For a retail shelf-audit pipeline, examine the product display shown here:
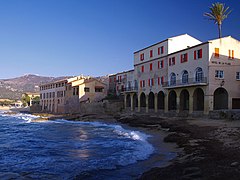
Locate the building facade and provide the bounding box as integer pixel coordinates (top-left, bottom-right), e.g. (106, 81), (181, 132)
(40, 79), (68, 113)
(40, 76), (107, 114)
(121, 34), (240, 115)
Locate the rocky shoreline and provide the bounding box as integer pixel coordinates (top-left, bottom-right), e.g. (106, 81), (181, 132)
(115, 113), (240, 180)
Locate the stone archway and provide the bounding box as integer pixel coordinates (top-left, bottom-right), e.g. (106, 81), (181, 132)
(140, 93), (146, 107)
(180, 89), (189, 111)
(148, 92), (154, 109)
(168, 90), (177, 110)
(214, 87), (228, 110)
(193, 88), (204, 111)
(157, 91), (165, 110)
(126, 94), (131, 107)
(133, 93), (138, 110)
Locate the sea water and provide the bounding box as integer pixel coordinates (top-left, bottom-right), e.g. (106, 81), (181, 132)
(0, 112), (159, 179)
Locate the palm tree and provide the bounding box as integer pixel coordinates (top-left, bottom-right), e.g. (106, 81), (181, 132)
(204, 2), (232, 38)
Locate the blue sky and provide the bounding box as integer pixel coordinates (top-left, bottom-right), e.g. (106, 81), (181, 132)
(0, 0), (239, 79)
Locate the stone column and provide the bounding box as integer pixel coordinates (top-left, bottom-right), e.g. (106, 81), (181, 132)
(146, 95), (149, 113)
(138, 94), (141, 112)
(189, 89), (194, 114)
(189, 95), (193, 114)
(164, 92), (168, 113)
(130, 93), (134, 111)
(124, 93), (127, 110)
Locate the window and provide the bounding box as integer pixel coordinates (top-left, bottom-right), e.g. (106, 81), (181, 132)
(236, 72), (240, 80)
(76, 87), (79, 95)
(195, 67), (203, 82)
(161, 76), (164, 85)
(149, 63), (153, 71)
(194, 49), (202, 59)
(150, 50), (153, 58)
(169, 57), (175, 66)
(73, 88), (75, 95)
(161, 46), (164, 54)
(117, 76), (122, 82)
(141, 65), (144, 72)
(215, 70), (224, 79)
(170, 73), (176, 86)
(214, 48), (219, 58)
(140, 80), (145, 88)
(158, 76), (164, 85)
(181, 53), (188, 63)
(158, 60), (164, 69)
(148, 78), (154, 87)
(158, 46), (164, 55)
(95, 87), (103, 92)
(182, 70), (189, 84)
(229, 50), (234, 59)
(84, 87), (90, 92)
(140, 53), (144, 61)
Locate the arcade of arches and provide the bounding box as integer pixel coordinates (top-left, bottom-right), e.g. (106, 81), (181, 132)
(124, 87), (232, 114)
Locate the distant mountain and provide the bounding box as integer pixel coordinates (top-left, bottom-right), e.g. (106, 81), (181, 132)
(0, 74), (71, 100)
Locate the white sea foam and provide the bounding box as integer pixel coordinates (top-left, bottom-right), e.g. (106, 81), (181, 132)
(52, 120), (154, 166)
(111, 125), (154, 165)
(0, 112), (39, 123)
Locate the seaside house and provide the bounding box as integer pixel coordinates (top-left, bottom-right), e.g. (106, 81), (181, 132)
(39, 79), (68, 113)
(116, 34), (240, 115)
(65, 75), (107, 114)
(114, 70), (135, 96)
(39, 75), (107, 114)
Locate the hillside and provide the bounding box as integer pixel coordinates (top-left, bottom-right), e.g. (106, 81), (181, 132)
(0, 74), (71, 100)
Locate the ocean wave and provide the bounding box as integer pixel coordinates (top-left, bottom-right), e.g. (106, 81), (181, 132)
(0, 112), (39, 123)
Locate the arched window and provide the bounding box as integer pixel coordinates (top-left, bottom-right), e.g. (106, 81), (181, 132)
(182, 70), (188, 84)
(195, 68), (203, 82)
(170, 73), (176, 86)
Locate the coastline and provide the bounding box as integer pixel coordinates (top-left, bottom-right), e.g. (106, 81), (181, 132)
(5, 110), (240, 179)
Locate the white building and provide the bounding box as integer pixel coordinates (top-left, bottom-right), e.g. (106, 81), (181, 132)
(122, 34), (240, 115)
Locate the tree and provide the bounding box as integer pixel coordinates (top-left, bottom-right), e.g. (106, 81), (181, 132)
(32, 96), (40, 105)
(21, 93), (30, 107)
(204, 2), (232, 38)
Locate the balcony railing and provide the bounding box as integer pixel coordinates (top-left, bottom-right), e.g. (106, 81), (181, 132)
(121, 86), (138, 92)
(162, 77), (207, 88)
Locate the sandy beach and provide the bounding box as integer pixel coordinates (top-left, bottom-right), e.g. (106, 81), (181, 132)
(0, 106), (10, 110)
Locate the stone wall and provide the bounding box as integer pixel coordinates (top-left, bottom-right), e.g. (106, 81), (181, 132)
(78, 100), (124, 115)
(30, 104), (41, 113)
(209, 110), (240, 120)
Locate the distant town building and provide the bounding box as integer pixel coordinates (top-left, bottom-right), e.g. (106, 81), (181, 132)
(39, 75), (107, 114)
